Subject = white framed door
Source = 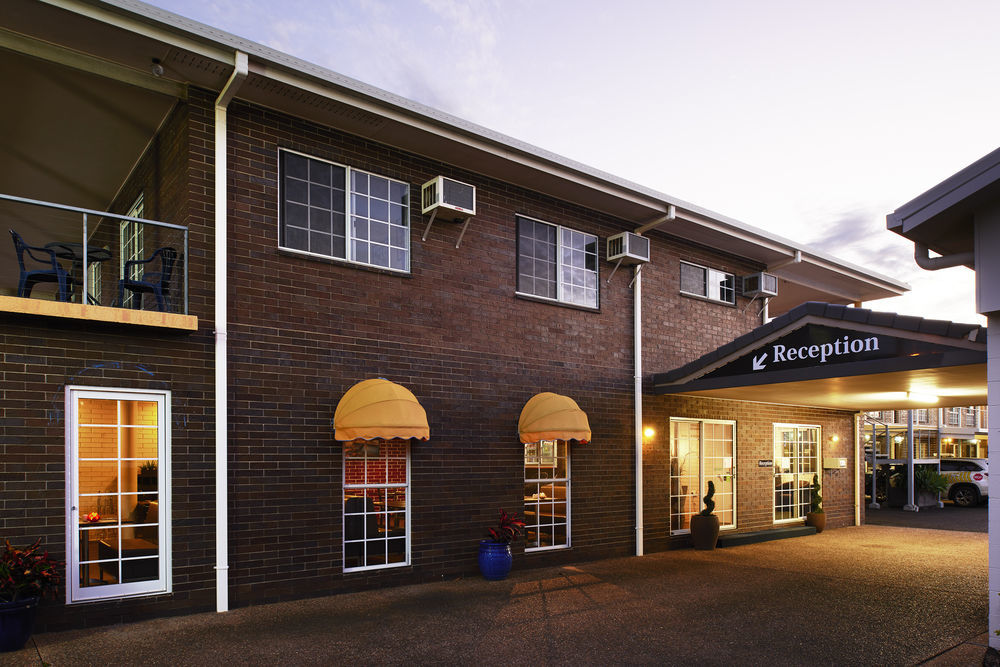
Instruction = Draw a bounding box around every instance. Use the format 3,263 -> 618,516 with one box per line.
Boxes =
773,424 -> 820,523
669,418 -> 736,534
65,386 -> 171,602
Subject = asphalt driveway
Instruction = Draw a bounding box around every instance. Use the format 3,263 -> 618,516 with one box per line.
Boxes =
6,521 -> 989,666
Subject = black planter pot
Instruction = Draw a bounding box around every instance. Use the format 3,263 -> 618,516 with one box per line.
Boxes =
689,514 -> 720,550
0,596 -> 39,653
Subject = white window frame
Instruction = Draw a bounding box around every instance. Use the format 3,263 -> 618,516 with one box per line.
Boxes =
669,418 -> 737,536
772,423 -> 820,524
679,260 -> 735,305
64,386 -> 171,603
523,440 -> 571,552
119,195 -> 145,308
278,148 -> 411,273
515,214 -> 599,308
342,441 -> 410,572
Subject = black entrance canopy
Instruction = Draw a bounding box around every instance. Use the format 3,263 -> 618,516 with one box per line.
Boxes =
652,302 -> 986,410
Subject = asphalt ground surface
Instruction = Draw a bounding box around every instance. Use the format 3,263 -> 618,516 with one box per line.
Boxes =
5,505 -> 989,666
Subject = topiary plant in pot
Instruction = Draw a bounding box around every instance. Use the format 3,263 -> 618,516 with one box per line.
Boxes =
689,481 -> 720,550
478,509 -> 526,581
0,538 -> 62,652
805,473 -> 826,533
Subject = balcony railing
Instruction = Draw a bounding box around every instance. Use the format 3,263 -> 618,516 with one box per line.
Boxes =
2,193 -> 188,315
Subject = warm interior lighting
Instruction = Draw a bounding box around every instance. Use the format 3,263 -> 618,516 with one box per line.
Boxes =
643,427 -> 655,439
893,435 -> 904,444
906,391 -> 939,404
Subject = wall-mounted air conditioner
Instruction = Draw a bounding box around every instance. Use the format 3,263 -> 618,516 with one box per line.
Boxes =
741,272 -> 778,298
421,176 -> 476,220
606,232 -> 650,264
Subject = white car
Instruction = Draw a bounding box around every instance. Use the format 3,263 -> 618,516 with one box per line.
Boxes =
939,458 -> 988,507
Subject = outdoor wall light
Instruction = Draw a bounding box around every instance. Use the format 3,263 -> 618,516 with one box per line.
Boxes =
893,435 -> 904,444
643,427 -> 656,439
829,435 -> 839,444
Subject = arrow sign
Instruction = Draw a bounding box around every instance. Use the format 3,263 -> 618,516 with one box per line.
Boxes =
752,353 -> 767,371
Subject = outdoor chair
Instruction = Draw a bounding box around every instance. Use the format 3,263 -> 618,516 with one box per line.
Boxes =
117,246 -> 177,312
10,229 -> 74,301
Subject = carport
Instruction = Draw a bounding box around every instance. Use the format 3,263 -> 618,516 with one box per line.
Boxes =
886,145 -> 1000,652
652,300 -> 987,516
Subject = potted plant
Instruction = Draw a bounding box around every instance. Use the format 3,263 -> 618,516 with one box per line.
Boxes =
914,465 -> 948,507
0,539 -> 62,652
478,509 -> 525,581
137,460 -> 158,494
805,473 -> 826,533
689,481 -> 720,550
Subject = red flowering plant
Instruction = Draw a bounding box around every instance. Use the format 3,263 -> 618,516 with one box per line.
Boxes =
484,509 -> 526,544
0,539 -> 62,603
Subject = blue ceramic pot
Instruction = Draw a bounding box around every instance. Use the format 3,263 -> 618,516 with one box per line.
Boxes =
478,540 -> 513,580
0,596 -> 39,653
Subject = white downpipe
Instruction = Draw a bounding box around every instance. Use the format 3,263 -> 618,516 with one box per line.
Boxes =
634,265 -> 643,556
213,51 -> 247,614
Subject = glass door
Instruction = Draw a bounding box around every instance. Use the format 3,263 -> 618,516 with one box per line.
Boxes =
670,419 -> 736,534
66,387 -> 169,602
773,424 -> 819,523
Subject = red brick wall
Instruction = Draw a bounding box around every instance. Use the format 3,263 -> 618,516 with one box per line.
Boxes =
641,395 -> 857,552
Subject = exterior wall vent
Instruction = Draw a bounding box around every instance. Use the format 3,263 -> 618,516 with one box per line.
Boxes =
606,232 -> 650,265
741,272 -> 778,298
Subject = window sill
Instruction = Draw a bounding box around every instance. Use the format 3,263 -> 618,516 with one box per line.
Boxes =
0,295 -> 197,331
679,291 -> 737,308
278,247 -> 412,278
515,291 -> 600,313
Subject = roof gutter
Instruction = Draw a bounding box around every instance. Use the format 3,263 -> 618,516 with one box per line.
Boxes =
213,50 -> 248,614
914,242 -> 975,271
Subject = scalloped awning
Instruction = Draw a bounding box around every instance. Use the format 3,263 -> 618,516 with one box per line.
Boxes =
334,379 -> 429,442
518,392 -> 590,444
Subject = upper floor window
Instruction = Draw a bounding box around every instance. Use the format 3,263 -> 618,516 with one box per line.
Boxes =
279,149 -> 410,272
516,215 -> 598,308
680,261 -> 735,305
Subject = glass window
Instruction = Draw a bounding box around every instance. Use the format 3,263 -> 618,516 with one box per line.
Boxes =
66,387 -> 170,602
517,216 -> 598,308
343,439 -> 409,571
523,440 -> 570,550
279,149 -> 409,272
679,260 -> 735,305
669,419 -> 736,534
773,424 -> 820,523
119,195 -> 145,308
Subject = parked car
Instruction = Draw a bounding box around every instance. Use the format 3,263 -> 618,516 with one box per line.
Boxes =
939,458 -> 988,507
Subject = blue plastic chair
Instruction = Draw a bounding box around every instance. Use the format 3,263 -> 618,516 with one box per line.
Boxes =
10,229 -> 74,301
117,247 -> 177,311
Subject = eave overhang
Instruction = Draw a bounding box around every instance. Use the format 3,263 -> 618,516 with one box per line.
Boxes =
3,0 -> 909,314
652,302 -> 987,411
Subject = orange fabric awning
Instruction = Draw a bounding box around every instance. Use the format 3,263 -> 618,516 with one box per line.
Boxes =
334,378 -> 430,441
518,392 -> 590,444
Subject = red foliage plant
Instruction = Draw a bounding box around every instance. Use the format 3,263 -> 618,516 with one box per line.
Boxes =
485,509 -> 526,544
0,539 -> 62,603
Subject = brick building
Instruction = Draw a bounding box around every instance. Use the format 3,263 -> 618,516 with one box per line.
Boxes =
3,0 -> 959,632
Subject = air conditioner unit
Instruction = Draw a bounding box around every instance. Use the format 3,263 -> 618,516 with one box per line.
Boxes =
606,232 -> 650,264
421,176 -> 476,221
741,272 -> 778,298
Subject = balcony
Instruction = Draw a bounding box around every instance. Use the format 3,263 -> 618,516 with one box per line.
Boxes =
1,194 -> 196,331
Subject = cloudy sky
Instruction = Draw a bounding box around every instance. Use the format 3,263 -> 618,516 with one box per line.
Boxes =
149,0 -> 1000,324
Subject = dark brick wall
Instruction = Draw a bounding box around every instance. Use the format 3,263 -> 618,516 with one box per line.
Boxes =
0,93 -> 219,630
3,86 -> 865,630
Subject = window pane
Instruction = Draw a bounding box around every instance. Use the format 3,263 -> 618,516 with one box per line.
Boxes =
347,169 -> 409,269
680,263 -> 706,295
280,151 -> 347,259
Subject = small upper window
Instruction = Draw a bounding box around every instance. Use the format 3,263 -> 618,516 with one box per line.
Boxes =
516,215 -> 598,308
279,149 -> 410,272
680,261 -> 735,305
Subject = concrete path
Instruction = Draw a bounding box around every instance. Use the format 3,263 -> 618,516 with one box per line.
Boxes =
5,522 -> 988,666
